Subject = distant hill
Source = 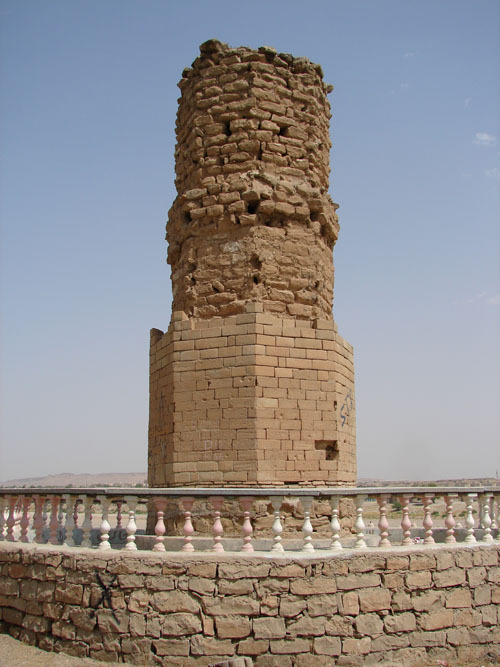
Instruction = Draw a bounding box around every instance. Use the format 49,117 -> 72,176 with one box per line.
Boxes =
358,477 -> 499,488
0,472 -> 147,488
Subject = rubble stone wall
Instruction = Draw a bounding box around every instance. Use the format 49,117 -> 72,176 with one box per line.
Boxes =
1,544 -> 499,666
168,40 -> 338,321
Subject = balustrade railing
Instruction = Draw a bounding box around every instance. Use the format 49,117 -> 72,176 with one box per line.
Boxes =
0,487 -> 498,554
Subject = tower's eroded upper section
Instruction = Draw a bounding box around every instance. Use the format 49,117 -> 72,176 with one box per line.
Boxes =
167,40 -> 340,322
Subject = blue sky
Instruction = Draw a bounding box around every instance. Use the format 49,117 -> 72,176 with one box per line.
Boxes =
1,0 -> 498,482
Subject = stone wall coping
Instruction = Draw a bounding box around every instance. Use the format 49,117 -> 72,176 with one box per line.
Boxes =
1,540 -> 499,562
1,485 -> 498,497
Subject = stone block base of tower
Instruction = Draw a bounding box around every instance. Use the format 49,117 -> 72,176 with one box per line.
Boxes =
148,303 -> 356,488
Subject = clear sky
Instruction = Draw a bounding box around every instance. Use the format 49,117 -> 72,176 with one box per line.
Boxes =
1,1 -> 499,483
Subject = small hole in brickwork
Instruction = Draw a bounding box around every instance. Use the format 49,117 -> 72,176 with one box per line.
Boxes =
213,285 -> 220,293
334,400 -> 338,410
253,276 -> 259,284
191,276 -> 196,284
311,212 -> 319,222
184,212 -> 192,223
247,202 -> 258,215
278,126 -> 286,136
250,255 -> 262,270
314,280 -> 320,289
315,440 -> 338,461
224,121 -> 231,136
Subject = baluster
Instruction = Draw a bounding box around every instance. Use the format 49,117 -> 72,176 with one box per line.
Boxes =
80,495 -> 94,547
271,496 -> 284,553
0,496 -> 6,540
330,497 -> 342,550
463,493 -> 477,543
116,501 -> 123,530
480,493 -> 493,543
181,496 -> 195,552
33,495 -> 46,543
300,496 -> 314,552
63,495 -> 78,547
6,496 -> 18,541
153,498 -> 167,552
377,495 -> 391,547
240,496 -> 254,552
400,495 -> 413,546
491,495 -> 498,530
353,495 -> 367,549
57,497 -> 65,543
48,495 -> 61,545
124,495 -> 138,551
493,495 -> 500,541
422,495 -> 435,544
210,496 -> 224,552
443,495 -> 456,544
97,496 -> 111,550
19,496 -> 31,543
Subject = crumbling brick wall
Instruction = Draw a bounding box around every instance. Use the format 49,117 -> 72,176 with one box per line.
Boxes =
148,41 -> 356,487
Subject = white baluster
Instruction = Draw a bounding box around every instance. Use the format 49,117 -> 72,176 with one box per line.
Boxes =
491,495 -> 498,530
0,497 -> 6,540
271,496 -> 284,553
33,495 -> 46,543
240,496 -> 254,552
443,495 -> 456,544
48,495 -> 61,545
210,496 -> 224,552
153,498 -> 167,552
377,495 -> 391,547
422,495 -> 435,544
353,495 -> 367,549
493,495 -> 500,541
6,496 -> 18,542
300,496 -> 314,552
480,493 -> 493,543
181,496 -> 195,552
400,495 -> 413,546
19,496 -> 31,543
80,495 -> 94,547
97,496 -> 111,550
63,495 -> 78,547
330,497 -> 342,550
463,493 -> 477,543
124,495 -> 138,551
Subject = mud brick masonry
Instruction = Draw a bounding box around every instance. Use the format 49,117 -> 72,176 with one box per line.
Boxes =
148,40 -> 356,488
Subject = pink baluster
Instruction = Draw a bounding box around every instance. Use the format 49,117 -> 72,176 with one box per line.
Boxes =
153,498 -> 167,552
6,496 -> 18,542
33,495 -> 46,543
422,495 -> 435,544
377,495 -> 391,547
19,496 -> 31,543
240,496 -> 254,552
400,495 -> 412,546
48,495 -> 61,545
210,496 -> 224,552
181,497 -> 195,552
444,495 -> 456,544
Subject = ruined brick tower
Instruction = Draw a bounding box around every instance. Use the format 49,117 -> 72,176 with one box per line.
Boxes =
148,40 -> 356,487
